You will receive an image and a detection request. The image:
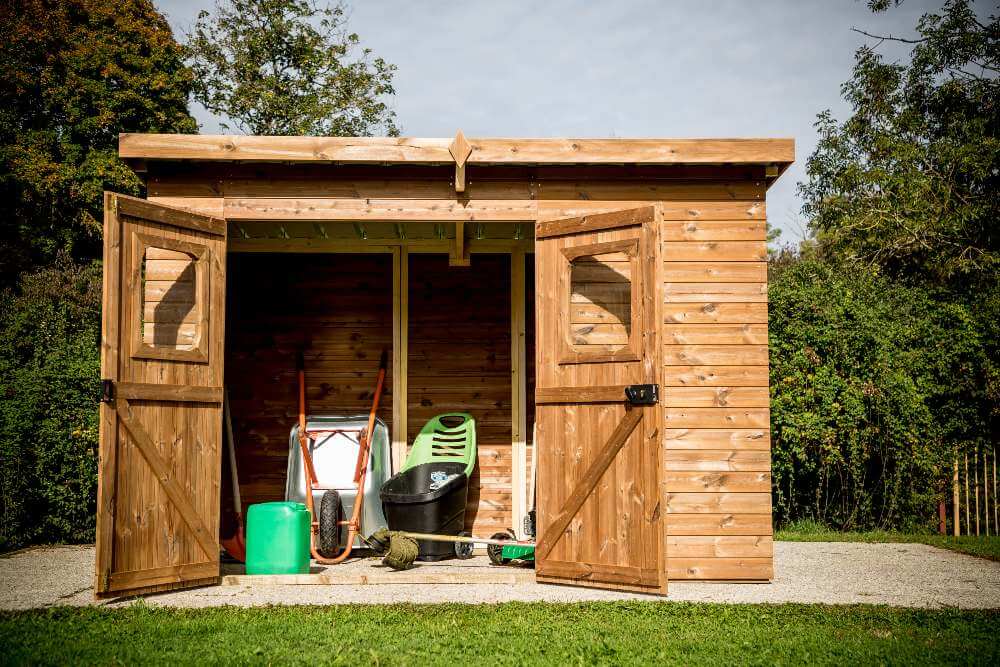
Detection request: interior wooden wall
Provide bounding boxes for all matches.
[224,254,394,510]
[408,254,518,534]
[224,252,534,537]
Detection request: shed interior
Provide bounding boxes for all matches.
[223,246,536,538]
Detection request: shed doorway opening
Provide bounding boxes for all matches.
[222,251,536,545]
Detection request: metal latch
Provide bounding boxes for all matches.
[100,379,115,404]
[625,384,659,405]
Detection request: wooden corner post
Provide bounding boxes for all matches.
[392,247,409,471]
[511,250,528,538]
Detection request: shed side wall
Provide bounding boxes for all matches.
[659,206,773,581]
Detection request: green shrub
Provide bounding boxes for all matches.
[768,258,992,531]
[0,259,101,550]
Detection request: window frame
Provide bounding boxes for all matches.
[130,232,212,363]
[558,237,642,365]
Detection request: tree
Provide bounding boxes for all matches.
[768,257,991,530]
[0,259,102,550]
[187,0,399,136]
[799,0,998,286]
[0,0,197,282]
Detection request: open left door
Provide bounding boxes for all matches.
[534,206,666,595]
[95,193,227,597]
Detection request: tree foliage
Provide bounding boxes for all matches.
[0,260,102,550]
[0,0,196,282]
[187,0,399,136]
[786,1,999,531]
[799,0,998,284]
[768,257,992,530]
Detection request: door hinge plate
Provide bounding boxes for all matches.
[100,379,115,404]
[625,384,659,405]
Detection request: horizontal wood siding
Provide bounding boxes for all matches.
[662,202,772,581]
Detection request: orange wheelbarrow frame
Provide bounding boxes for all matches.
[296,349,388,565]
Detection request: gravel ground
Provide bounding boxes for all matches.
[2,542,998,610]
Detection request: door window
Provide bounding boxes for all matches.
[561,238,641,364]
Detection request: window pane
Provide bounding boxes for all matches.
[141,247,198,350]
[569,251,631,349]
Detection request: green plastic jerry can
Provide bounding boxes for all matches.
[245,501,311,575]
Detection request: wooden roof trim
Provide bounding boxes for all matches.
[120,134,794,167]
[119,134,454,163]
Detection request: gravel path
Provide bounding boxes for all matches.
[2,542,998,610]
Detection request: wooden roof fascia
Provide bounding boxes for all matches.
[120,134,794,168]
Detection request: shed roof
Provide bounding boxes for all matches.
[119,134,794,169]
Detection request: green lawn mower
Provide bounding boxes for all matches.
[368,528,535,569]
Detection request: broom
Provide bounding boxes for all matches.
[220,389,246,562]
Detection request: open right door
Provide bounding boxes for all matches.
[533,206,666,595]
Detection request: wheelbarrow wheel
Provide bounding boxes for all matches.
[454,531,474,560]
[318,490,342,558]
[487,531,514,565]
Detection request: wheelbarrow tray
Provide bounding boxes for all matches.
[285,415,391,548]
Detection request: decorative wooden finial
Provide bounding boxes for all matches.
[449,130,473,192]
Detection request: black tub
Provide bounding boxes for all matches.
[379,462,468,561]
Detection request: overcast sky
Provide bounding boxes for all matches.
[157,0,960,241]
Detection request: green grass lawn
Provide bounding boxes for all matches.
[1,603,997,666]
[775,520,1000,561]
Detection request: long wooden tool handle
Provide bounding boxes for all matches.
[397,531,534,547]
[223,388,242,514]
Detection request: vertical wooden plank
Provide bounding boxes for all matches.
[976,446,981,536]
[95,193,122,594]
[953,455,960,536]
[649,205,667,594]
[965,452,970,536]
[450,221,469,266]
[993,447,1000,534]
[986,448,991,536]
[511,250,528,538]
[392,247,409,471]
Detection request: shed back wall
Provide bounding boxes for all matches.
[408,254,522,535]
[224,254,394,511]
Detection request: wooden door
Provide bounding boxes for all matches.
[534,206,665,594]
[95,193,227,597]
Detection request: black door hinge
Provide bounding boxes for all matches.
[100,379,115,404]
[625,384,659,405]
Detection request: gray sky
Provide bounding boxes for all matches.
[157,0,955,241]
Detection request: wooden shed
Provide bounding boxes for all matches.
[95,133,793,597]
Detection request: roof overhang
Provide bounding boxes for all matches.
[119,133,794,188]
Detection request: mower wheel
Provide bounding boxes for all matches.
[454,531,474,560]
[487,531,514,565]
[319,490,343,558]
